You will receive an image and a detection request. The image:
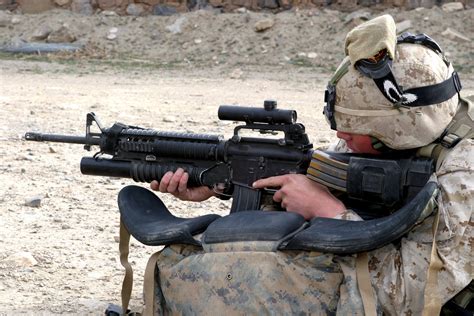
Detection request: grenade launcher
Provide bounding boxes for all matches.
[25,101,313,213]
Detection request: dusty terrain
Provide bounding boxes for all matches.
[0,5,473,316]
[0,6,473,72]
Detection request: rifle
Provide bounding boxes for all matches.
[25,99,434,212]
[25,100,314,213]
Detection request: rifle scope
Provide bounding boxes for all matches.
[218,100,296,124]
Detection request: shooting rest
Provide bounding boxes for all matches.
[118,182,437,254]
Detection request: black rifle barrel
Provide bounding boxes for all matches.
[24,132,101,146]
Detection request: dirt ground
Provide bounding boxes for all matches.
[0,6,473,72]
[0,6,473,316]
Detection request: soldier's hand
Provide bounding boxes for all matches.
[150,168,215,202]
[252,174,346,220]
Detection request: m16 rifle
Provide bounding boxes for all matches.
[25,99,434,212]
[25,100,314,213]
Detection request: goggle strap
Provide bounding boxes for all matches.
[400,71,462,106]
[329,58,351,85]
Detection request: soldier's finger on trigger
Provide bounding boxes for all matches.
[254,176,282,189]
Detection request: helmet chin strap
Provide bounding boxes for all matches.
[370,136,392,153]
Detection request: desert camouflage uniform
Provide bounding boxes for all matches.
[335,137,473,315]
[326,37,473,314]
[148,23,472,315]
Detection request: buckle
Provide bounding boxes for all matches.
[440,133,462,148]
[452,72,462,93]
[397,32,443,55]
[323,84,337,130]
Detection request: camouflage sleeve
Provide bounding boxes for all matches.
[435,138,473,252]
[366,139,474,315]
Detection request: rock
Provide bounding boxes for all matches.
[166,16,186,34]
[101,10,118,16]
[17,0,53,14]
[2,252,38,267]
[71,0,93,15]
[25,196,42,207]
[106,27,118,40]
[307,52,318,59]
[442,28,471,42]
[54,0,70,5]
[317,137,331,144]
[17,154,34,161]
[344,10,371,23]
[126,3,146,16]
[396,20,412,33]
[254,18,274,32]
[152,5,178,16]
[230,68,243,79]
[11,16,20,25]
[47,25,76,43]
[30,25,53,41]
[234,7,247,13]
[441,2,464,12]
[194,38,202,44]
[163,116,177,123]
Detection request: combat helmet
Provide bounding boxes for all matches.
[323,15,462,150]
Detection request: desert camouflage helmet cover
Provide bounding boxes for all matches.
[332,25,459,150]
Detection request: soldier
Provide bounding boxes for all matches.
[150,15,472,315]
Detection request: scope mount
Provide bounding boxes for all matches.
[231,100,313,150]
